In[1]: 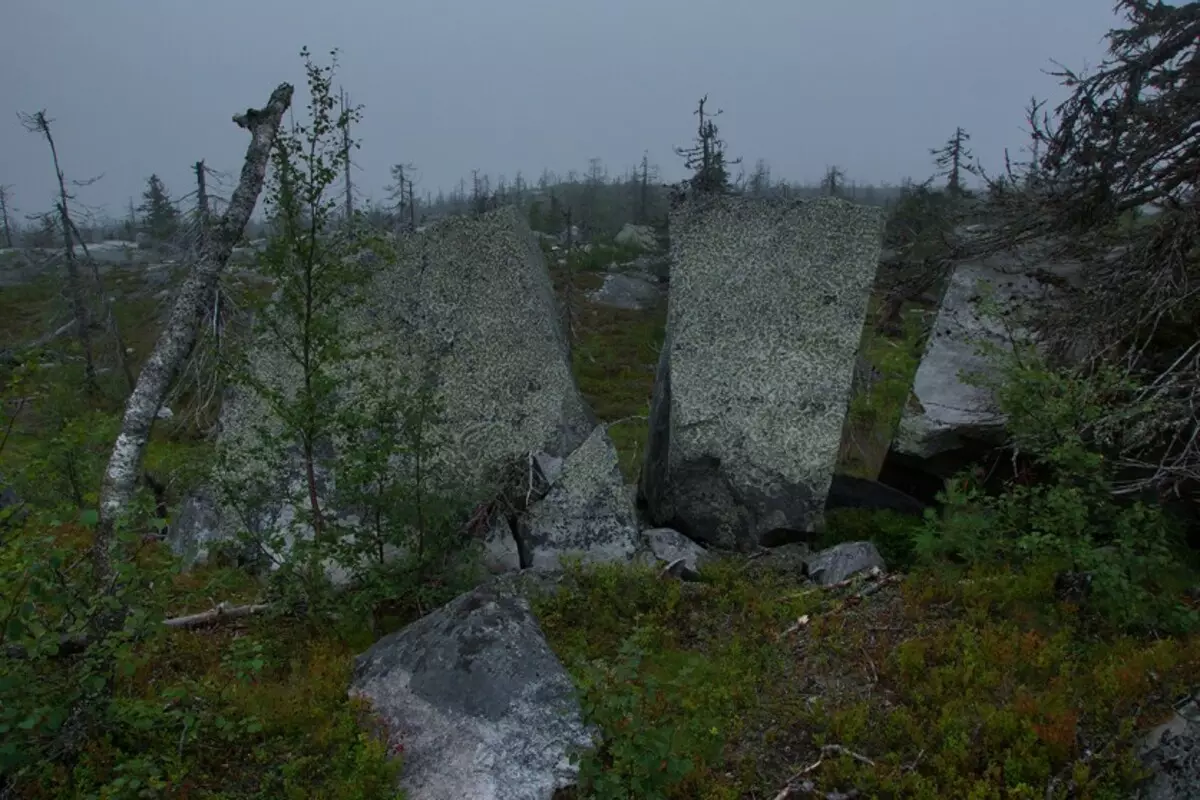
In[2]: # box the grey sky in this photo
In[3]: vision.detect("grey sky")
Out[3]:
[1,0,1120,221]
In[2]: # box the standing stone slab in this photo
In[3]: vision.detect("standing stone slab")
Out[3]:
[350,585,593,800]
[641,196,884,550]
[175,208,598,568]
[374,208,597,488]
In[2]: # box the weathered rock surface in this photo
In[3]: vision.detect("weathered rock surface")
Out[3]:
[640,195,885,550]
[174,209,609,573]
[350,584,593,800]
[804,541,886,586]
[894,241,1084,459]
[1138,694,1200,799]
[521,424,641,570]
[587,272,662,310]
[638,527,711,580]
[614,223,658,251]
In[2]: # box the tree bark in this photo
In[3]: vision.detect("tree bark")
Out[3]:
[93,82,293,593]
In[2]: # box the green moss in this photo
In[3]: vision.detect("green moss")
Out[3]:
[554,267,665,482]
[837,297,927,479]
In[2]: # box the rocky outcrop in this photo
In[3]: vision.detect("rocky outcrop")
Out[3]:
[640,195,885,550]
[350,584,593,800]
[1138,694,1200,799]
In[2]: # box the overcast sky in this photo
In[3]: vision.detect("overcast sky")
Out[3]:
[1,0,1121,222]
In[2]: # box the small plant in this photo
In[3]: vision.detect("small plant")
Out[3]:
[571,631,725,799]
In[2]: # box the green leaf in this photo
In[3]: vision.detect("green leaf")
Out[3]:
[79,509,99,527]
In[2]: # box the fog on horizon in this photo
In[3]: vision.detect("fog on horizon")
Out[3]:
[0,0,1122,222]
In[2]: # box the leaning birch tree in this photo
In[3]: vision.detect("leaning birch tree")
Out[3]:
[93,82,294,601]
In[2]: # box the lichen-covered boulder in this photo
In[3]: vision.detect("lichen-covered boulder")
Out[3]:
[374,207,597,485]
[520,424,641,570]
[614,223,658,251]
[640,196,885,550]
[587,272,662,310]
[638,527,712,580]
[178,208,599,569]
[350,584,593,800]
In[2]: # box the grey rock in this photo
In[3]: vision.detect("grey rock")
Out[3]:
[587,273,662,310]
[803,541,886,586]
[481,515,522,575]
[207,208,597,567]
[521,425,641,570]
[894,242,1086,459]
[614,223,658,251]
[1138,695,1200,799]
[169,488,224,566]
[350,584,593,800]
[640,528,711,579]
[640,196,885,550]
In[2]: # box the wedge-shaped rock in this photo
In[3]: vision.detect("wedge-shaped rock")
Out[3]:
[641,196,884,549]
[174,208,596,570]
[351,585,593,800]
[521,424,641,570]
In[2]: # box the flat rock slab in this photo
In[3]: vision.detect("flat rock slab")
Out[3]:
[351,585,593,800]
[640,196,885,550]
[1138,693,1200,799]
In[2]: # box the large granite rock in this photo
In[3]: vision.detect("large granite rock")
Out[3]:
[614,223,658,251]
[640,196,885,550]
[894,240,1085,459]
[173,209,599,571]
[350,584,593,799]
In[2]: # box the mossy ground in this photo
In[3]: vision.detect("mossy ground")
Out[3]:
[535,553,1200,798]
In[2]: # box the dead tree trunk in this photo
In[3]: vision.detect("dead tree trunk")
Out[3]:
[195,159,209,246]
[340,87,353,219]
[94,82,293,594]
[64,215,135,394]
[20,111,97,392]
[0,185,13,248]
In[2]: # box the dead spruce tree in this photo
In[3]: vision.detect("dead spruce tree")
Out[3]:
[976,0,1200,497]
[0,184,14,248]
[932,126,974,196]
[675,95,739,194]
[19,110,97,393]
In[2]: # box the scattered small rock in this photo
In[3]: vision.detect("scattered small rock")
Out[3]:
[803,542,886,586]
